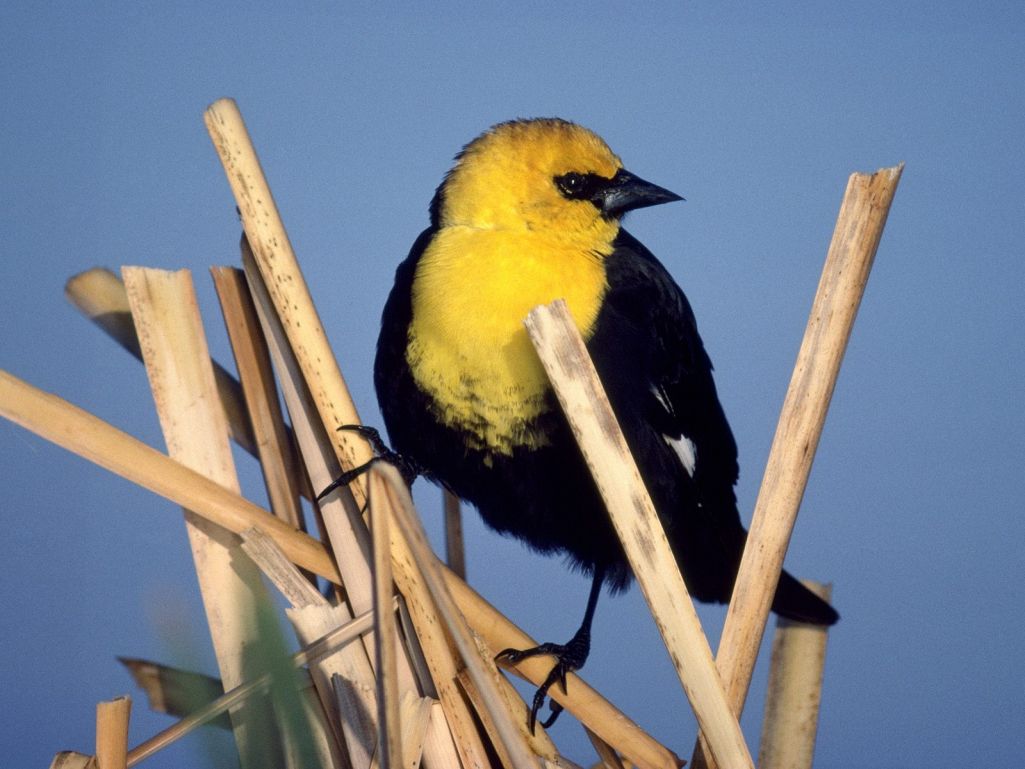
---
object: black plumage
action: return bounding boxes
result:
[369,119,837,729]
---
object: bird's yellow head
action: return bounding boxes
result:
[408,118,682,454]
[432,118,680,239]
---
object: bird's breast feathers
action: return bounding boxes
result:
[406,226,610,454]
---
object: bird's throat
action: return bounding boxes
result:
[406,225,610,454]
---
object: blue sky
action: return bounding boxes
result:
[2,4,1023,768]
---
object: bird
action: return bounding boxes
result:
[368,117,839,731]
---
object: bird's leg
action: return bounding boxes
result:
[495,566,606,733]
[316,425,422,501]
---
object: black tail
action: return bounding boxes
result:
[771,569,839,626]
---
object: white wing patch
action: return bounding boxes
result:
[651,385,698,477]
[664,433,698,477]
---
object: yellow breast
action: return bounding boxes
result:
[407,225,611,454]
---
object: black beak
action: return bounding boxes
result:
[595,168,684,218]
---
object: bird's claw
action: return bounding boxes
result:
[494,628,591,733]
[316,425,421,502]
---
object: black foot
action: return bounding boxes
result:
[316,425,421,501]
[495,626,591,733]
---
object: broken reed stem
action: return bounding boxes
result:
[23,96,675,769]
[0,363,679,769]
[203,98,374,505]
[125,607,378,766]
[240,237,447,769]
[371,464,539,769]
[238,241,471,767]
[445,565,679,769]
[65,268,258,456]
[238,245,400,765]
[524,300,754,769]
[0,369,342,582]
[240,527,326,609]
[122,266,281,766]
[584,727,627,769]
[117,658,226,723]
[96,696,131,769]
[444,489,467,580]
[238,240,378,635]
[211,267,306,532]
[758,582,832,769]
[369,472,403,769]
[209,102,505,768]
[692,162,902,769]
[49,753,92,769]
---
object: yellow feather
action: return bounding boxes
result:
[406,120,622,453]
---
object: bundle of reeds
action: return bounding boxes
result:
[1,98,901,769]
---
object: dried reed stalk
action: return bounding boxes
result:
[240,527,325,609]
[758,582,832,769]
[65,267,258,456]
[371,463,539,769]
[238,240,374,657]
[691,164,902,769]
[210,101,492,768]
[212,267,306,531]
[583,727,627,769]
[239,525,371,765]
[238,235,465,768]
[369,475,403,769]
[1,363,676,768]
[524,300,753,769]
[125,607,377,766]
[0,368,341,581]
[444,566,679,769]
[122,266,280,766]
[96,696,131,769]
[204,98,373,506]
[49,752,92,769]
[444,490,467,580]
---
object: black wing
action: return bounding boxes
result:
[589,228,740,516]
[591,230,840,625]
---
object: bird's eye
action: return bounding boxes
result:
[555,172,589,199]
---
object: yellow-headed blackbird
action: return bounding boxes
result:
[371,118,838,728]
